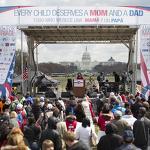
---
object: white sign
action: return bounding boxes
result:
[0,6,150,25]
[74,79,84,87]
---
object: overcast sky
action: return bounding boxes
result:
[1,0,150,63]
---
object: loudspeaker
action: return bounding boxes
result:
[61,92,71,98]
[45,91,56,98]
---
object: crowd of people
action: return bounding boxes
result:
[0,82,150,150]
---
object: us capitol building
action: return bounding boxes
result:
[59,47,118,71]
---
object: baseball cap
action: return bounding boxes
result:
[114,110,122,117]
[40,96,45,102]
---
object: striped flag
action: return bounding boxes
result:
[23,63,28,81]
[140,25,150,100]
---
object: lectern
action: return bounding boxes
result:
[73,79,86,98]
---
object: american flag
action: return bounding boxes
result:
[23,63,28,81]
[140,25,150,100]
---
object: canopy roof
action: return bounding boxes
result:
[20,25,138,44]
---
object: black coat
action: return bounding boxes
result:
[32,104,42,121]
[133,117,150,149]
[68,141,89,150]
[97,134,123,150]
[39,128,62,150]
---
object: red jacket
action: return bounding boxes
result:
[66,120,77,132]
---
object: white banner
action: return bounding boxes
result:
[0,26,16,98]
[0,6,150,25]
[140,25,150,99]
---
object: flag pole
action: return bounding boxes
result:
[21,31,24,95]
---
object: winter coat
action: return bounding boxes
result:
[39,117,62,150]
[97,134,123,150]
[32,104,42,121]
[133,117,150,150]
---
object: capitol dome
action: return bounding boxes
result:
[82,49,91,62]
[81,47,91,70]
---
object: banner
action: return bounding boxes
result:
[0,26,16,98]
[140,25,150,100]
[0,6,150,25]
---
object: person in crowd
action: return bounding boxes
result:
[109,92,117,105]
[0,98,4,113]
[116,130,141,150]
[143,101,150,120]
[6,127,29,149]
[96,92,104,115]
[3,98,11,116]
[113,72,120,83]
[131,96,143,118]
[66,115,77,132]
[120,92,128,103]
[32,98,42,121]
[58,97,66,111]
[42,139,54,150]
[66,78,73,92]
[111,110,131,136]
[128,94,135,105]
[41,98,49,112]
[113,72,120,93]
[9,98,19,112]
[64,131,89,150]
[133,107,150,150]
[24,116,41,149]
[76,72,84,80]
[81,96,95,124]
[25,96,33,105]
[57,120,67,150]
[55,98,64,121]
[75,101,86,122]
[66,100,77,116]
[111,98,126,114]
[98,103,113,140]
[97,123,123,150]
[9,111,19,128]
[0,114,13,147]
[121,108,137,129]
[24,99,33,117]
[75,118,97,149]
[39,116,62,150]
[97,72,105,91]
[40,96,45,109]
[16,103,27,130]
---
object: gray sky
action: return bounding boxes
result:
[1,0,150,63]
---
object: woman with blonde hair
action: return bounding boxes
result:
[9,111,19,128]
[6,127,29,149]
[42,139,54,150]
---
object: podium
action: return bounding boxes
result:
[73,79,86,98]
